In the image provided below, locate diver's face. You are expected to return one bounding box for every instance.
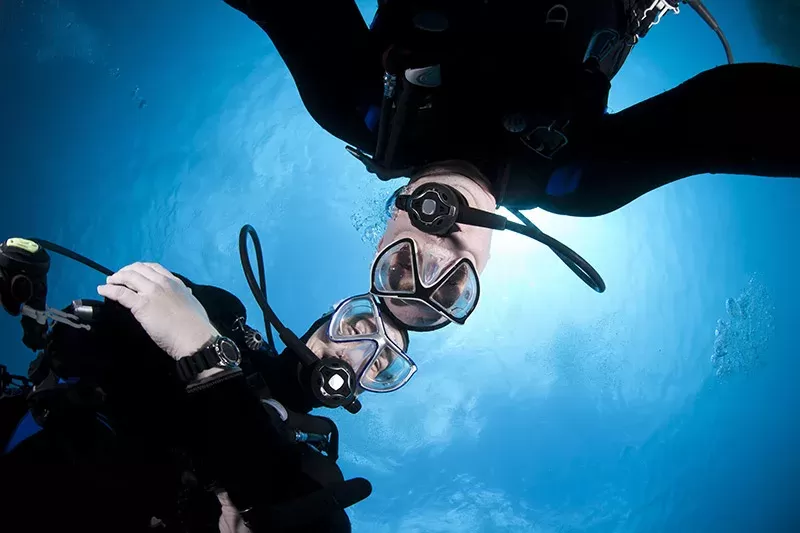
[376,172,496,328]
[305,314,408,383]
[375,237,480,329]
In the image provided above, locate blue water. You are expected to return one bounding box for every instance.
[2,0,799,531]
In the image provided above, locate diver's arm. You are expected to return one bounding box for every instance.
[538,63,800,217]
[183,372,300,523]
[183,372,354,533]
[222,0,382,153]
[97,264,354,530]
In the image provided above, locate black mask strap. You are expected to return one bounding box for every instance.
[395,182,606,293]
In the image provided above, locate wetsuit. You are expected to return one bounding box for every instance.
[0,282,358,533]
[223,0,800,215]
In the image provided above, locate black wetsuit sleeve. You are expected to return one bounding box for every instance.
[184,373,350,532]
[222,0,382,152]
[541,63,800,217]
[184,373,300,503]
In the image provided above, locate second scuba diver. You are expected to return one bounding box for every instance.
[222,0,800,331]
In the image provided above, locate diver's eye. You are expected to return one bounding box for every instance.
[340,316,374,338]
[342,322,358,337]
[396,247,413,271]
[438,268,467,307]
[373,355,389,374]
[388,248,415,291]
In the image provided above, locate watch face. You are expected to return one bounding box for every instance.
[219,338,242,366]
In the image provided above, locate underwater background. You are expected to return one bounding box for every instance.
[2,0,799,531]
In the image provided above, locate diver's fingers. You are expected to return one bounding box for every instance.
[97,283,140,310]
[106,268,158,295]
[116,262,168,286]
[141,262,182,283]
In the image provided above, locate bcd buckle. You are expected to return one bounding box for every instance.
[520,119,571,160]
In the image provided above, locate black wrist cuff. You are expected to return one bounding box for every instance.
[186,367,242,394]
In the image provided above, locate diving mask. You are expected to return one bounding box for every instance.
[371,237,480,331]
[310,294,417,393]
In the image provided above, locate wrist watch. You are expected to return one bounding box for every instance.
[176,335,242,383]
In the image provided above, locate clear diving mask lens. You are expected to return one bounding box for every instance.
[327,294,417,393]
[371,238,480,331]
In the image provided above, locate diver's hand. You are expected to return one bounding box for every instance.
[97,262,219,360]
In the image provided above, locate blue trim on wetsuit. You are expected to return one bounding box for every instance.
[363,6,382,135]
[369,9,381,30]
[4,412,42,454]
[95,413,115,434]
[365,104,381,132]
[3,411,116,455]
[546,165,583,197]
[3,377,117,454]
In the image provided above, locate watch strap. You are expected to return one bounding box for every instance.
[177,337,221,383]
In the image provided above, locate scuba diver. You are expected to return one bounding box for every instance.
[222,0,800,331]
[0,227,413,532]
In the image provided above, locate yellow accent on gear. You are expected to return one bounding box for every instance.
[6,238,40,254]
